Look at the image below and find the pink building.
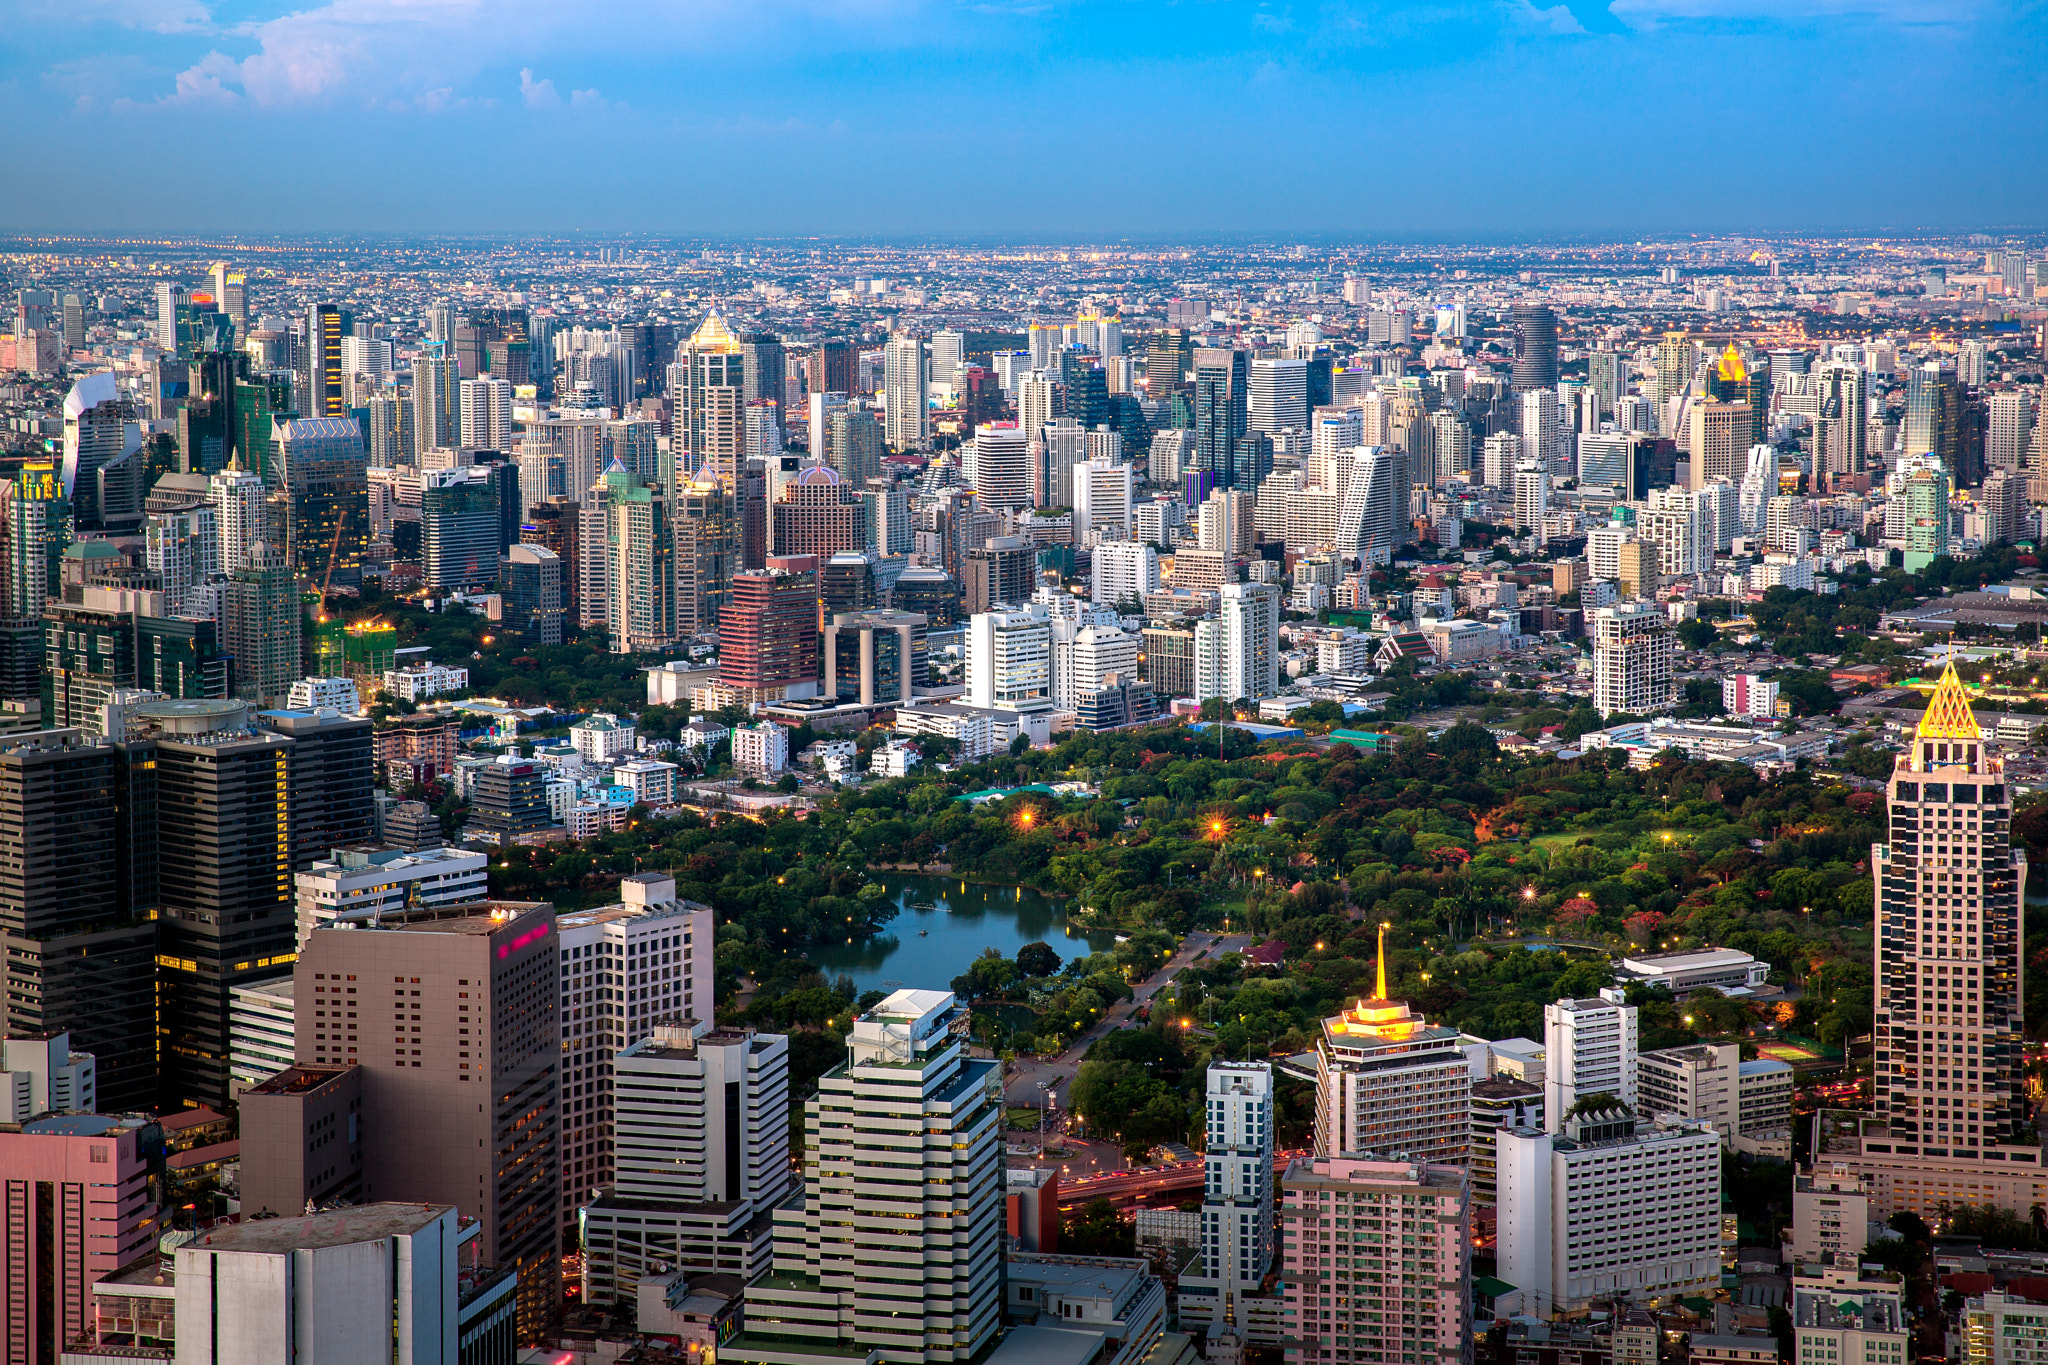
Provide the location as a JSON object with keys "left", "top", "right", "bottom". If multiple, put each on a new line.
{"left": 0, "top": 1114, "right": 159, "bottom": 1364}
{"left": 1280, "top": 1155, "right": 1470, "bottom": 1365}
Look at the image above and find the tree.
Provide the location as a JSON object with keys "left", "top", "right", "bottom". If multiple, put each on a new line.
{"left": 1676, "top": 617, "right": 1719, "bottom": 650}
{"left": 1017, "top": 941, "right": 1063, "bottom": 978}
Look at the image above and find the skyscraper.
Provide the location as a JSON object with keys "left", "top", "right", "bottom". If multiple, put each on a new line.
{"left": 883, "top": 332, "right": 928, "bottom": 451}
{"left": 771, "top": 465, "right": 863, "bottom": 559}
{"left": 3, "top": 462, "right": 69, "bottom": 618}
{"left": 61, "top": 371, "right": 138, "bottom": 532}
{"left": 1194, "top": 582, "right": 1280, "bottom": 703}
{"left": 719, "top": 561, "right": 820, "bottom": 695}
{"left": 1688, "top": 395, "right": 1754, "bottom": 489}
{"left": 1813, "top": 361, "right": 1870, "bottom": 482}
{"left": 225, "top": 541, "right": 302, "bottom": 707}
{"left": 1512, "top": 459, "right": 1550, "bottom": 533}
{"left": 273, "top": 415, "right": 369, "bottom": 591}
{"left": 1334, "top": 445, "right": 1407, "bottom": 568}
{"left": 1249, "top": 356, "right": 1309, "bottom": 437}
{"left": 672, "top": 311, "right": 747, "bottom": 482}
{"left": 413, "top": 341, "right": 459, "bottom": 458}
{"left": 210, "top": 461, "right": 267, "bottom": 575}
{"left": 420, "top": 466, "right": 500, "bottom": 591}
{"left": 1988, "top": 391, "right": 2035, "bottom": 475}
{"left": 261, "top": 707, "right": 375, "bottom": 873}
{"left": 1655, "top": 332, "right": 1693, "bottom": 435}
{"left": 1544, "top": 995, "right": 1639, "bottom": 1128}
{"left": 304, "top": 303, "right": 346, "bottom": 418}
{"left": 676, "top": 474, "right": 737, "bottom": 636}
{"left": 501, "top": 543, "right": 566, "bottom": 645}
{"left": 603, "top": 462, "right": 678, "bottom": 654}
{"left": 460, "top": 375, "right": 514, "bottom": 451}
{"left": 1314, "top": 927, "right": 1472, "bottom": 1164}
{"left": 825, "top": 409, "right": 885, "bottom": 488}
{"left": 1511, "top": 303, "right": 1559, "bottom": 392}
{"left": 729, "top": 990, "right": 1002, "bottom": 1365}
{"left": 1194, "top": 348, "right": 1248, "bottom": 487}
{"left": 964, "top": 421, "right": 1031, "bottom": 510}
{"left": 1906, "top": 362, "right": 1963, "bottom": 474}
{"left": 1177, "top": 1061, "right": 1275, "bottom": 1334}
{"left": 1592, "top": 601, "right": 1674, "bottom": 716}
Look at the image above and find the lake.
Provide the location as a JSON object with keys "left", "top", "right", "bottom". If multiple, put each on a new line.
{"left": 805, "top": 875, "right": 1120, "bottom": 995}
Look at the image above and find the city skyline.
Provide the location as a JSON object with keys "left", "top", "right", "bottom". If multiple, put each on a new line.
{"left": 5, "top": 0, "right": 2044, "bottom": 235}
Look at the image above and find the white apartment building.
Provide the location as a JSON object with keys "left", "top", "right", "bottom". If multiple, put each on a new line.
{"left": 968, "top": 608, "right": 1053, "bottom": 712}
{"left": 382, "top": 662, "right": 470, "bottom": 701}
{"left": 582, "top": 1021, "right": 794, "bottom": 1306}
{"left": 227, "top": 980, "right": 296, "bottom": 1095}
{"left": 1093, "top": 540, "right": 1161, "bottom": 606}
{"left": 1498, "top": 1110, "right": 1722, "bottom": 1316}
{"left": 556, "top": 875, "right": 716, "bottom": 1241}
{"left": 1792, "top": 1168, "right": 1872, "bottom": 1268}
{"left": 1249, "top": 357, "right": 1309, "bottom": 435}
{"left": 1723, "top": 674, "right": 1780, "bottom": 719}
{"left": 1315, "top": 994, "right": 1472, "bottom": 1164}
{"left": 1178, "top": 1061, "right": 1276, "bottom": 1334}
{"left": 286, "top": 677, "right": 361, "bottom": 713}
{"left": 610, "top": 757, "right": 680, "bottom": 806}
{"left": 732, "top": 723, "right": 789, "bottom": 776}
{"left": 1073, "top": 459, "right": 1135, "bottom": 544}
{"left": 1794, "top": 1265, "right": 1908, "bottom": 1365}
{"left": 1513, "top": 460, "right": 1549, "bottom": 533}
{"left": 1639, "top": 484, "right": 1708, "bottom": 578}
{"left": 571, "top": 712, "right": 636, "bottom": 763}
{"left": 965, "top": 422, "right": 1031, "bottom": 510}
{"left": 0, "top": 1032, "right": 95, "bottom": 1120}
{"left": 1195, "top": 583, "right": 1280, "bottom": 703}
{"left": 1544, "top": 995, "right": 1638, "bottom": 1129}
{"left": 733, "top": 990, "right": 1003, "bottom": 1364}
{"left": 293, "top": 845, "right": 491, "bottom": 948}
{"left": 1592, "top": 601, "right": 1674, "bottom": 717}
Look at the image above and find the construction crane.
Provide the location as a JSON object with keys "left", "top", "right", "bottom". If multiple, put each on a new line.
{"left": 315, "top": 508, "right": 348, "bottom": 623}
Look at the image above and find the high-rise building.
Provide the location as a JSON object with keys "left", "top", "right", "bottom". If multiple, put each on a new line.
{"left": 1655, "top": 332, "right": 1694, "bottom": 435}
{"left": 1334, "top": 445, "right": 1407, "bottom": 568}
{"left": 273, "top": 415, "right": 369, "bottom": 591}
{"left": 771, "top": 465, "right": 863, "bottom": 559}
{"left": 148, "top": 702, "right": 295, "bottom": 1111}
{"left": 1176, "top": 1061, "right": 1275, "bottom": 1333}
{"left": 1905, "top": 362, "right": 1962, "bottom": 472}
{"left": 1249, "top": 357, "right": 1309, "bottom": 437}
{"left": 1511, "top": 303, "right": 1559, "bottom": 392}
{"left": 728, "top": 990, "right": 1002, "bottom": 1365}
{"left": 225, "top": 541, "right": 303, "bottom": 707}
{"left": 739, "top": 330, "right": 786, "bottom": 435}
{"left": 582, "top": 1020, "right": 793, "bottom": 1305}
{"left": 963, "top": 537, "right": 1037, "bottom": 615}
{"left": 1195, "top": 582, "right": 1280, "bottom": 702}
{"left": 967, "top": 608, "right": 1052, "bottom": 713}
{"left": 1988, "top": 391, "right": 2034, "bottom": 474}
{"left": 1586, "top": 348, "right": 1624, "bottom": 418}
{"left": 1314, "top": 927, "right": 1471, "bottom": 1164}
{"left": 0, "top": 1113, "right": 158, "bottom": 1357}
{"left": 1196, "top": 488, "right": 1255, "bottom": 555}
{"left": 261, "top": 706, "right": 375, "bottom": 873}
{"left": 1813, "top": 363, "right": 1869, "bottom": 480}
{"left": 292, "top": 845, "right": 490, "bottom": 947}
{"left": 676, "top": 474, "right": 737, "bottom": 636}
{"left": 672, "top": 311, "right": 747, "bottom": 482}
{"left": 62, "top": 371, "right": 139, "bottom": 532}
{"left": 302, "top": 303, "right": 346, "bottom": 417}
{"left": 1592, "top": 601, "right": 1674, "bottom": 716}
{"left": 965, "top": 422, "right": 1031, "bottom": 509}
{"left": 420, "top": 466, "right": 500, "bottom": 592}
{"left": 825, "top": 409, "right": 885, "bottom": 488}
{"left": 555, "top": 874, "right": 715, "bottom": 1244}
{"left": 144, "top": 504, "right": 218, "bottom": 615}
{"left": 1899, "top": 463, "right": 1951, "bottom": 568}
{"left": 501, "top": 543, "right": 566, "bottom": 645}
{"left": 1498, "top": 1109, "right": 1722, "bottom": 1316}
{"left": 1092, "top": 540, "right": 1160, "bottom": 606}
{"left": 3, "top": 461, "right": 69, "bottom": 618}
{"left": 822, "top": 610, "right": 927, "bottom": 706}
{"left": 1194, "top": 348, "right": 1248, "bottom": 487}
{"left": 1278, "top": 1155, "right": 1470, "bottom": 1365}
{"left": 1544, "top": 994, "right": 1638, "bottom": 1128}
{"left": 805, "top": 339, "right": 857, "bottom": 402}
{"left": 1512, "top": 459, "right": 1550, "bottom": 532}
{"left": 459, "top": 375, "right": 513, "bottom": 452}
{"left": 599, "top": 462, "right": 677, "bottom": 654}
{"left": 720, "top": 561, "right": 821, "bottom": 695}
{"left": 413, "top": 341, "right": 459, "bottom": 458}
{"left": 0, "top": 730, "right": 160, "bottom": 1112}
{"left": 289, "top": 899, "right": 561, "bottom": 1339}
{"left": 883, "top": 332, "right": 928, "bottom": 451}
{"left": 210, "top": 462, "right": 267, "bottom": 575}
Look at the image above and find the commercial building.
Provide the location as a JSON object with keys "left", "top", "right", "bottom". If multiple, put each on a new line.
{"left": 1544, "top": 995, "right": 1637, "bottom": 1129}
{"left": 500, "top": 543, "right": 566, "bottom": 646}
{"left": 968, "top": 608, "right": 1052, "bottom": 713}
{"left": 963, "top": 536, "right": 1038, "bottom": 615}
{"left": 226, "top": 977, "right": 297, "bottom": 1094}
{"left": 467, "top": 752, "right": 553, "bottom": 842}
{"left": 1312, "top": 937, "right": 1470, "bottom": 1165}
{"left": 0, "top": 1113, "right": 159, "bottom": 1361}
{"left": 771, "top": 465, "right": 864, "bottom": 560}
{"left": 262, "top": 706, "right": 376, "bottom": 872}
{"left": 1792, "top": 1264, "right": 1908, "bottom": 1365}
{"left": 1178, "top": 1062, "right": 1275, "bottom": 1334}
{"left": 273, "top": 415, "right": 369, "bottom": 590}
{"left": 1093, "top": 541, "right": 1160, "bottom": 607}
{"left": 1194, "top": 582, "right": 1280, "bottom": 703}
{"left": 292, "top": 845, "right": 490, "bottom": 947}
{"left": 1962, "top": 1291, "right": 2048, "bottom": 1365}
{"left": 600, "top": 463, "right": 677, "bottom": 653}
{"left": 421, "top": 466, "right": 500, "bottom": 592}
{"left": 1791, "top": 1168, "right": 1872, "bottom": 1268}
{"left": 581, "top": 1021, "right": 793, "bottom": 1306}
{"left": 279, "top": 900, "right": 561, "bottom": 1339}
{"left": 1005, "top": 1253, "right": 1168, "bottom": 1365}
{"left": 720, "top": 561, "right": 821, "bottom": 696}
{"left": 1497, "top": 1108, "right": 1722, "bottom": 1316}
{"left": 1278, "top": 1155, "right": 1470, "bottom": 1365}
{"left": 727, "top": 989, "right": 1002, "bottom": 1365}
{"left": 1637, "top": 1042, "right": 1794, "bottom": 1143}
{"left": 823, "top": 609, "right": 926, "bottom": 706}
{"left": 1470, "top": 1077, "right": 1544, "bottom": 1205}
{"left": 1592, "top": 601, "right": 1674, "bottom": 717}
{"left": 1613, "top": 948, "right": 1771, "bottom": 994}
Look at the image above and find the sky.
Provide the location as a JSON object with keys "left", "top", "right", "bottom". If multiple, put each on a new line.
{"left": 2, "top": 0, "right": 2044, "bottom": 237}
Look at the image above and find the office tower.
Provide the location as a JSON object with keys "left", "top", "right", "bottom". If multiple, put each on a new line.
{"left": 1249, "top": 356, "right": 1309, "bottom": 438}
{"left": 1018, "top": 372, "right": 1063, "bottom": 456}
{"left": 1177, "top": 1062, "right": 1275, "bottom": 1333}
{"left": 1194, "top": 582, "right": 1279, "bottom": 702}
{"left": 0, "top": 1114, "right": 157, "bottom": 1357}
{"left": 1072, "top": 458, "right": 1135, "bottom": 545}
{"left": 61, "top": 372, "right": 138, "bottom": 533}
{"left": 459, "top": 375, "right": 513, "bottom": 452}
{"left": 1576, "top": 431, "right": 1636, "bottom": 490}
{"left": 883, "top": 332, "right": 927, "bottom": 451}
{"left": 208, "top": 462, "right": 267, "bottom": 576}
{"left": 1543, "top": 995, "right": 1638, "bottom": 1128}
{"left": 599, "top": 463, "right": 677, "bottom": 654}
{"left": 730, "top": 990, "right": 1001, "bottom": 1364}
{"left": 1512, "top": 459, "right": 1549, "bottom": 533}
{"left": 555, "top": 875, "right": 714, "bottom": 1238}
{"left": 1702, "top": 344, "right": 1768, "bottom": 453}
{"left": 1899, "top": 463, "right": 1951, "bottom": 568}
{"left": 1989, "top": 391, "right": 2034, "bottom": 475}
{"left": 805, "top": 339, "right": 856, "bottom": 402}
{"left": 1905, "top": 362, "right": 1962, "bottom": 473}
{"left": 671, "top": 311, "right": 747, "bottom": 482}
{"left": 261, "top": 707, "right": 374, "bottom": 873}
{"left": 822, "top": 409, "right": 882, "bottom": 488}
{"left": 366, "top": 391, "right": 414, "bottom": 467}
{"left": 739, "top": 329, "right": 786, "bottom": 428}
{"left": 1196, "top": 488, "right": 1255, "bottom": 554}
{"left": 60, "top": 292, "right": 85, "bottom": 352}
{"left": 499, "top": 543, "right": 566, "bottom": 646}
{"left": 292, "top": 845, "right": 489, "bottom": 947}
{"left": 676, "top": 474, "right": 737, "bottom": 636}
{"left": 2, "top": 462, "right": 69, "bottom": 618}
{"left": 1592, "top": 601, "right": 1674, "bottom": 716}
{"left": 1499, "top": 1110, "right": 1722, "bottom": 1316}
{"left": 1511, "top": 303, "right": 1559, "bottom": 392}
{"left": 719, "top": 562, "right": 820, "bottom": 695}
{"left": 583, "top": 1020, "right": 793, "bottom": 1304}
{"left": 858, "top": 483, "right": 913, "bottom": 557}
{"left": 963, "top": 537, "right": 1038, "bottom": 616}
{"left": 965, "top": 607, "right": 1051, "bottom": 713}
{"left": 420, "top": 465, "right": 499, "bottom": 592}
{"left": 1194, "top": 348, "right": 1248, "bottom": 487}
{"left": 1518, "top": 388, "right": 1564, "bottom": 477}
{"left": 927, "top": 327, "right": 965, "bottom": 394}
{"left": 413, "top": 341, "right": 458, "bottom": 457}
{"left": 290, "top": 900, "right": 560, "bottom": 1339}
{"left": 304, "top": 302, "right": 346, "bottom": 417}
{"left": 965, "top": 421, "right": 1031, "bottom": 509}
{"left": 1334, "top": 445, "right": 1407, "bottom": 568}
{"left": 1314, "top": 928, "right": 1471, "bottom": 1163}
{"left": 223, "top": 541, "right": 301, "bottom": 707}
{"left": 1061, "top": 350, "right": 1109, "bottom": 433}
{"left": 772, "top": 464, "right": 863, "bottom": 559}
{"left": 1688, "top": 396, "right": 1753, "bottom": 489}
{"left": 822, "top": 610, "right": 927, "bottom": 706}
{"left": 154, "top": 281, "right": 188, "bottom": 350}
{"left": 1092, "top": 540, "right": 1159, "bottom": 606}
{"left": 274, "top": 415, "right": 369, "bottom": 591}
{"left": 1586, "top": 348, "right": 1623, "bottom": 418}
{"left": 1149, "top": 428, "right": 1194, "bottom": 487}
{"left": 1278, "top": 1155, "right": 1470, "bottom": 1365}
{"left": 1147, "top": 328, "right": 1192, "bottom": 399}
{"left": 1655, "top": 332, "right": 1693, "bottom": 434}
{"left": 0, "top": 732, "right": 159, "bottom": 1112}
{"left": 148, "top": 703, "right": 294, "bottom": 1111}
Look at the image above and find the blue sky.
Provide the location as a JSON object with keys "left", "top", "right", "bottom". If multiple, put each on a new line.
{"left": 3, "top": 0, "right": 2043, "bottom": 236}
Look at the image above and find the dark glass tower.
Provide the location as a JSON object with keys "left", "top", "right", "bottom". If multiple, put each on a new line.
{"left": 1194, "top": 348, "right": 1248, "bottom": 488}
{"left": 1511, "top": 303, "right": 1559, "bottom": 393}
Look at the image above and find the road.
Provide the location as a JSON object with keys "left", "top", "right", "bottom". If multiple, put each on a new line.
{"left": 1002, "top": 929, "right": 1251, "bottom": 1109}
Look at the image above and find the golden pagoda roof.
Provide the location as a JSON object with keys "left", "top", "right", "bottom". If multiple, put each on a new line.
{"left": 689, "top": 308, "right": 741, "bottom": 354}
{"left": 1715, "top": 343, "right": 1747, "bottom": 384}
{"left": 1917, "top": 657, "right": 1981, "bottom": 741}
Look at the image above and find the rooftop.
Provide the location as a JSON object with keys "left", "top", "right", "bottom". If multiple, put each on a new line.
{"left": 186, "top": 1203, "right": 460, "bottom": 1255}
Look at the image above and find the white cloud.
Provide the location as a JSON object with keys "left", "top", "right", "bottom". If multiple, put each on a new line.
{"left": 1608, "top": 0, "right": 1974, "bottom": 19}
{"left": 519, "top": 67, "right": 559, "bottom": 107}
{"left": 1511, "top": 0, "right": 1588, "bottom": 32}
{"left": 20, "top": 0, "right": 211, "bottom": 33}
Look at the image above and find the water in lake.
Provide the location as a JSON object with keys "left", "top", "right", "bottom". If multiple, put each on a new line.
{"left": 805, "top": 875, "right": 1119, "bottom": 995}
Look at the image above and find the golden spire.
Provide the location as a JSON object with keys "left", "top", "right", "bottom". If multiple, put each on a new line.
{"left": 1716, "top": 343, "right": 1747, "bottom": 384}
{"left": 689, "top": 307, "right": 741, "bottom": 354}
{"left": 1917, "top": 654, "right": 1981, "bottom": 741}
{"left": 1375, "top": 921, "right": 1389, "bottom": 1002}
